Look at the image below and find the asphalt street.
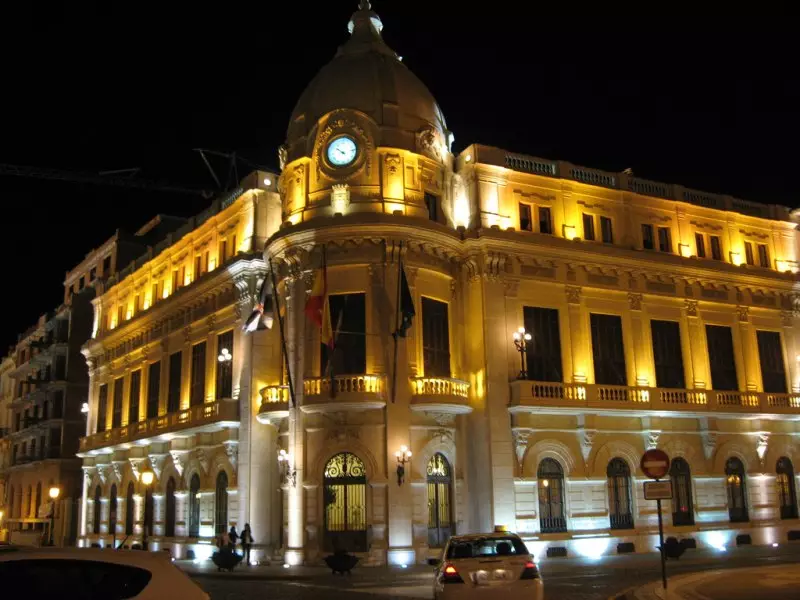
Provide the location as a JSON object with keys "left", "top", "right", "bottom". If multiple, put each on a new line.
{"left": 188, "top": 544, "right": 800, "bottom": 600}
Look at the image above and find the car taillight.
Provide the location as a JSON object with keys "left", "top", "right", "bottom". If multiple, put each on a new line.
{"left": 520, "top": 560, "right": 539, "bottom": 580}
{"left": 441, "top": 563, "right": 464, "bottom": 584}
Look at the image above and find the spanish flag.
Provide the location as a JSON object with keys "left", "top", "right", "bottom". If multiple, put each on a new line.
{"left": 304, "top": 269, "right": 326, "bottom": 328}
{"left": 321, "top": 295, "right": 334, "bottom": 349}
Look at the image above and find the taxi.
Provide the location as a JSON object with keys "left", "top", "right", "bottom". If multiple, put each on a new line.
{"left": 429, "top": 527, "right": 543, "bottom": 600}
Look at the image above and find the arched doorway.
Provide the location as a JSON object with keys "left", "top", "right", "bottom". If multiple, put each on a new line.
{"left": 427, "top": 453, "right": 452, "bottom": 547}
{"left": 669, "top": 457, "right": 694, "bottom": 526}
{"left": 537, "top": 458, "right": 566, "bottom": 533}
{"left": 109, "top": 484, "right": 118, "bottom": 539}
{"left": 215, "top": 471, "right": 228, "bottom": 536}
{"left": 607, "top": 458, "right": 633, "bottom": 529}
{"left": 725, "top": 457, "right": 748, "bottom": 523}
{"left": 165, "top": 478, "right": 176, "bottom": 537}
{"left": 93, "top": 486, "right": 102, "bottom": 534}
{"left": 323, "top": 452, "right": 367, "bottom": 552}
{"left": 125, "top": 482, "right": 135, "bottom": 535}
{"left": 777, "top": 457, "right": 798, "bottom": 519}
{"left": 189, "top": 474, "right": 201, "bottom": 538}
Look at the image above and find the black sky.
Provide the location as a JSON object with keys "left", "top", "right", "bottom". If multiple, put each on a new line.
{"left": 1, "top": 3, "right": 797, "bottom": 350}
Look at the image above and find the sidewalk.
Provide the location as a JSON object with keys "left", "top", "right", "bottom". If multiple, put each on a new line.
{"left": 179, "top": 559, "right": 432, "bottom": 582}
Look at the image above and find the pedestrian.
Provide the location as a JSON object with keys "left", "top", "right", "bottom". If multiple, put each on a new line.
{"left": 241, "top": 523, "right": 254, "bottom": 565}
{"left": 228, "top": 526, "right": 238, "bottom": 551}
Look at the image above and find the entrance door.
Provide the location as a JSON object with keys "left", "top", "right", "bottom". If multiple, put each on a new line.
{"left": 427, "top": 453, "right": 453, "bottom": 547}
{"left": 323, "top": 452, "right": 367, "bottom": 552}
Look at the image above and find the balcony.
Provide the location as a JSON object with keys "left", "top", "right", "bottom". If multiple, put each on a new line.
{"left": 301, "top": 374, "right": 384, "bottom": 414}
{"left": 256, "top": 385, "right": 290, "bottom": 425}
{"left": 78, "top": 400, "right": 239, "bottom": 454}
{"left": 410, "top": 376, "right": 472, "bottom": 415}
{"left": 509, "top": 381, "right": 800, "bottom": 417}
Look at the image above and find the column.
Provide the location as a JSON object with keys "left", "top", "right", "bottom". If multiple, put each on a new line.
{"left": 285, "top": 271, "right": 306, "bottom": 565}
{"left": 736, "top": 306, "right": 759, "bottom": 391}
{"left": 159, "top": 338, "right": 170, "bottom": 415}
{"left": 684, "top": 300, "right": 708, "bottom": 389}
{"left": 234, "top": 324, "right": 252, "bottom": 548}
{"left": 181, "top": 327, "right": 193, "bottom": 410}
{"left": 627, "top": 293, "right": 648, "bottom": 386}
{"left": 565, "top": 286, "right": 589, "bottom": 382}
{"left": 782, "top": 311, "right": 799, "bottom": 393}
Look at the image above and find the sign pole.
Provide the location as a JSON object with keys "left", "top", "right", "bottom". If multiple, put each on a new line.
{"left": 656, "top": 494, "right": 667, "bottom": 590}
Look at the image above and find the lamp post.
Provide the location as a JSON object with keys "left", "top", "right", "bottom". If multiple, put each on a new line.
{"left": 512, "top": 327, "right": 532, "bottom": 379}
{"left": 140, "top": 468, "right": 154, "bottom": 551}
{"left": 48, "top": 485, "right": 61, "bottom": 546}
{"left": 395, "top": 445, "right": 412, "bottom": 486}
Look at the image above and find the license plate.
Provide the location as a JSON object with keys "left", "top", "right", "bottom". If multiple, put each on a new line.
{"left": 493, "top": 569, "right": 509, "bottom": 580}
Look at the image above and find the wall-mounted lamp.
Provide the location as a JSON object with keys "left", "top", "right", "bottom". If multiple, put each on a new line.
{"left": 512, "top": 327, "right": 532, "bottom": 380}
{"left": 395, "top": 445, "right": 412, "bottom": 486}
{"left": 678, "top": 243, "right": 692, "bottom": 258}
{"left": 729, "top": 251, "right": 742, "bottom": 266}
{"left": 217, "top": 348, "right": 233, "bottom": 363}
{"left": 81, "top": 402, "right": 89, "bottom": 415}
{"left": 278, "top": 449, "right": 297, "bottom": 487}
{"left": 562, "top": 224, "right": 577, "bottom": 241}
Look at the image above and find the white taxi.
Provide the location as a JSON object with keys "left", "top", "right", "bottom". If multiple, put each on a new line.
{"left": 430, "top": 528, "right": 543, "bottom": 600}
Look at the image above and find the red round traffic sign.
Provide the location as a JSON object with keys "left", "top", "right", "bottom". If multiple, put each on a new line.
{"left": 640, "top": 449, "right": 670, "bottom": 479}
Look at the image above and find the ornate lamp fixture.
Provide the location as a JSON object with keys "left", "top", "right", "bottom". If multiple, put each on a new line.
{"left": 395, "top": 445, "right": 412, "bottom": 486}
{"left": 512, "top": 327, "right": 532, "bottom": 379}
{"left": 278, "top": 449, "right": 297, "bottom": 487}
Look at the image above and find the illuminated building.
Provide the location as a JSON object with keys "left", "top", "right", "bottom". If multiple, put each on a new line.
{"left": 79, "top": 2, "right": 800, "bottom": 562}
{"left": 0, "top": 353, "right": 15, "bottom": 541}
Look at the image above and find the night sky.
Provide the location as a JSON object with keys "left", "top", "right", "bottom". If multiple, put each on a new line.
{"left": 1, "top": 4, "right": 797, "bottom": 350}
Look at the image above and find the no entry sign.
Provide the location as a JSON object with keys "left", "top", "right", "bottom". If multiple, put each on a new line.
{"left": 640, "top": 449, "right": 670, "bottom": 479}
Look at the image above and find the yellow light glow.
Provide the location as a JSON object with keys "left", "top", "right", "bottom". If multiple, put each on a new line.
{"left": 140, "top": 470, "right": 154, "bottom": 486}
{"left": 730, "top": 251, "right": 743, "bottom": 266}
{"left": 563, "top": 224, "right": 577, "bottom": 240}
{"left": 126, "top": 309, "right": 132, "bottom": 320}
{"left": 184, "top": 273, "right": 192, "bottom": 286}
{"left": 162, "top": 286, "right": 170, "bottom": 299}
{"left": 143, "top": 297, "right": 151, "bottom": 310}
{"left": 385, "top": 202, "right": 405, "bottom": 215}
{"left": 453, "top": 192, "right": 470, "bottom": 229}
{"left": 49, "top": 486, "right": 60, "bottom": 500}
{"left": 208, "top": 258, "right": 217, "bottom": 271}
{"left": 776, "top": 259, "right": 799, "bottom": 274}
{"left": 679, "top": 243, "right": 692, "bottom": 257}
{"left": 464, "top": 154, "right": 472, "bottom": 163}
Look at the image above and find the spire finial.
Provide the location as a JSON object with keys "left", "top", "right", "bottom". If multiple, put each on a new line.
{"left": 358, "top": 0, "right": 371, "bottom": 9}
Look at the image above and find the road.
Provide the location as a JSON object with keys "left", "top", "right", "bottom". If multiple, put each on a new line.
{"left": 188, "top": 544, "right": 800, "bottom": 600}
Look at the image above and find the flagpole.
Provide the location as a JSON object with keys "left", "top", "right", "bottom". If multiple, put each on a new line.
{"left": 269, "top": 260, "right": 296, "bottom": 409}
{"left": 391, "top": 241, "right": 403, "bottom": 404}
{"left": 323, "top": 244, "right": 337, "bottom": 399}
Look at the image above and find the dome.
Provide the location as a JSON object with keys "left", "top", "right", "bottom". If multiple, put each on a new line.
{"left": 286, "top": 1, "right": 447, "bottom": 154}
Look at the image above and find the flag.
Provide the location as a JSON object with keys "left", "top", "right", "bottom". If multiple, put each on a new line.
{"left": 243, "top": 277, "right": 275, "bottom": 333}
{"left": 321, "top": 295, "right": 334, "bottom": 349}
{"left": 393, "top": 261, "right": 415, "bottom": 338}
{"left": 304, "top": 269, "right": 326, "bottom": 328}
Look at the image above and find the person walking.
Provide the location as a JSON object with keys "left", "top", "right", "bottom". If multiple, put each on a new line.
{"left": 228, "top": 526, "right": 238, "bottom": 551}
{"left": 241, "top": 523, "right": 254, "bottom": 565}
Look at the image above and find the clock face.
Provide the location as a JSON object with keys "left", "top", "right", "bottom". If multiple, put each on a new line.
{"left": 327, "top": 136, "right": 358, "bottom": 167}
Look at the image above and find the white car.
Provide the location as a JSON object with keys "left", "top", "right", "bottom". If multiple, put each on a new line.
{"left": 430, "top": 530, "right": 543, "bottom": 600}
{"left": 0, "top": 547, "right": 210, "bottom": 599}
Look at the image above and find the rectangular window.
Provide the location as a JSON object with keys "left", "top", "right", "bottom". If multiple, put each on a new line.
{"left": 705, "top": 325, "right": 738, "bottom": 391}
{"left": 695, "top": 233, "right": 706, "bottom": 258}
{"left": 219, "top": 240, "right": 228, "bottom": 265}
{"left": 151, "top": 283, "right": 159, "bottom": 305}
{"left": 321, "top": 293, "right": 367, "bottom": 376}
{"left": 52, "top": 390, "right": 63, "bottom": 418}
{"left": 129, "top": 370, "right": 141, "bottom": 424}
{"left": 167, "top": 351, "right": 182, "bottom": 413}
{"left": 583, "top": 214, "right": 595, "bottom": 241}
{"left": 742, "top": 241, "right": 754, "bottom": 265}
{"left": 590, "top": 314, "right": 627, "bottom": 386}
{"left": 117, "top": 305, "right": 124, "bottom": 325}
{"left": 600, "top": 216, "right": 613, "bottom": 244}
{"left": 112, "top": 377, "right": 124, "bottom": 428}
{"left": 89, "top": 267, "right": 97, "bottom": 281}
{"left": 54, "top": 355, "right": 66, "bottom": 380}
{"left": 190, "top": 342, "right": 207, "bottom": 407}
{"left": 194, "top": 255, "right": 202, "bottom": 280}
{"left": 757, "top": 244, "right": 770, "bottom": 268}
{"left": 133, "top": 295, "right": 140, "bottom": 317}
{"left": 642, "top": 224, "right": 654, "bottom": 250}
{"left": 171, "top": 270, "right": 179, "bottom": 293}
{"left": 757, "top": 331, "right": 787, "bottom": 393}
{"left": 658, "top": 227, "right": 672, "bottom": 253}
{"left": 102, "top": 255, "right": 112, "bottom": 274}
{"left": 146, "top": 362, "right": 160, "bottom": 419}
{"left": 651, "top": 320, "right": 685, "bottom": 389}
{"left": 424, "top": 192, "right": 439, "bottom": 222}
{"left": 422, "top": 298, "right": 451, "bottom": 377}
{"left": 519, "top": 203, "right": 532, "bottom": 232}
{"left": 216, "top": 331, "right": 234, "bottom": 400}
{"left": 523, "top": 307, "right": 563, "bottom": 382}
{"left": 538, "top": 206, "right": 553, "bottom": 235}
{"left": 231, "top": 234, "right": 237, "bottom": 255}
{"left": 178, "top": 265, "right": 186, "bottom": 288}
{"left": 97, "top": 384, "right": 108, "bottom": 433}
{"left": 710, "top": 236, "right": 722, "bottom": 261}
{"left": 30, "top": 438, "right": 36, "bottom": 459}
{"left": 204, "top": 251, "right": 210, "bottom": 273}
{"left": 79, "top": 277, "right": 85, "bottom": 290}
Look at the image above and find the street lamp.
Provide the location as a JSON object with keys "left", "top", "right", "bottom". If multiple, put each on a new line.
{"left": 81, "top": 402, "right": 89, "bottom": 414}
{"left": 395, "top": 445, "right": 412, "bottom": 486}
{"left": 48, "top": 486, "right": 61, "bottom": 546}
{"left": 512, "top": 327, "right": 532, "bottom": 379}
{"left": 217, "top": 348, "right": 232, "bottom": 363}
{"left": 140, "top": 468, "right": 155, "bottom": 551}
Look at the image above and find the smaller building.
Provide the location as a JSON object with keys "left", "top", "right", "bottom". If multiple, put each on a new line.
{"left": 0, "top": 352, "right": 16, "bottom": 541}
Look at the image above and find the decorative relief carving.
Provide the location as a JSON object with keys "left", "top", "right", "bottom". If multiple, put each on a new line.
{"left": 757, "top": 433, "right": 769, "bottom": 468}
{"left": 169, "top": 450, "right": 189, "bottom": 477}
{"left": 701, "top": 431, "right": 717, "bottom": 461}
{"left": 512, "top": 430, "right": 530, "bottom": 470}
{"left": 579, "top": 429, "right": 597, "bottom": 464}
{"left": 684, "top": 299, "right": 698, "bottom": 317}
{"left": 183, "top": 325, "right": 192, "bottom": 343}
{"left": 782, "top": 311, "right": 794, "bottom": 327}
{"left": 503, "top": 279, "right": 520, "bottom": 298}
{"left": 430, "top": 412, "right": 456, "bottom": 427}
{"left": 627, "top": 293, "right": 643, "bottom": 311}
{"left": 195, "top": 449, "right": 211, "bottom": 475}
{"left": 644, "top": 431, "right": 661, "bottom": 450}
{"left": 385, "top": 153, "right": 401, "bottom": 174}
{"left": 565, "top": 286, "right": 582, "bottom": 304}
{"left": 416, "top": 126, "right": 444, "bottom": 161}
{"left": 278, "top": 145, "right": 288, "bottom": 170}
{"left": 737, "top": 306, "right": 749, "bottom": 322}
{"left": 148, "top": 453, "right": 168, "bottom": 481}
{"left": 223, "top": 441, "right": 238, "bottom": 472}
{"left": 206, "top": 314, "right": 217, "bottom": 332}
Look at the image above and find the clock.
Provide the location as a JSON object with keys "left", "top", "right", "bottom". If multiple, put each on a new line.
{"left": 326, "top": 136, "right": 358, "bottom": 167}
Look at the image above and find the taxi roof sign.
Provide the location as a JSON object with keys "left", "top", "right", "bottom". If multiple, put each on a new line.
{"left": 494, "top": 525, "right": 508, "bottom": 533}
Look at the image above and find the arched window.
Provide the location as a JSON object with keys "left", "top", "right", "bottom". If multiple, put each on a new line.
{"left": 669, "top": 458, "right": 694, "bottom": 526}
{"left": 165, "top": 478, "right": 176, "bottom": 537}
{"left": 189, "top": 474, "right": 201, "bottom": 538}
{"left": 537, "top": 458, "right": 566, "bottom": 533}
{"left": 427, "top": 453, "right": 452, "bottom": 547}
{"left": 725, "top": 457, "right": 748, "bottom": 523}
{"left": 214, "top": 471, "right": 228, "bottom": 536}
{"left": 93, "top": 485, "right": 102, "bottom": 534}
{"left": 109, "top": 484, "right": 118, "bottom": 538}
{"left": 125, "top": 482, "right": 135, "bottom": 535}
{"left": 607, "top": 458, "right": 633, "bottom": 529}
{"left": 35, "top": 483, "right": 42, "bottom": 518}
{"left": 777, "top": 457, "right": 798, "bottom": 519}
{"left": 26, "top": 485, "right": 32, "bottom": 518}
{"left": 323, "top": 452, "right": 367, "bottom": 552}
